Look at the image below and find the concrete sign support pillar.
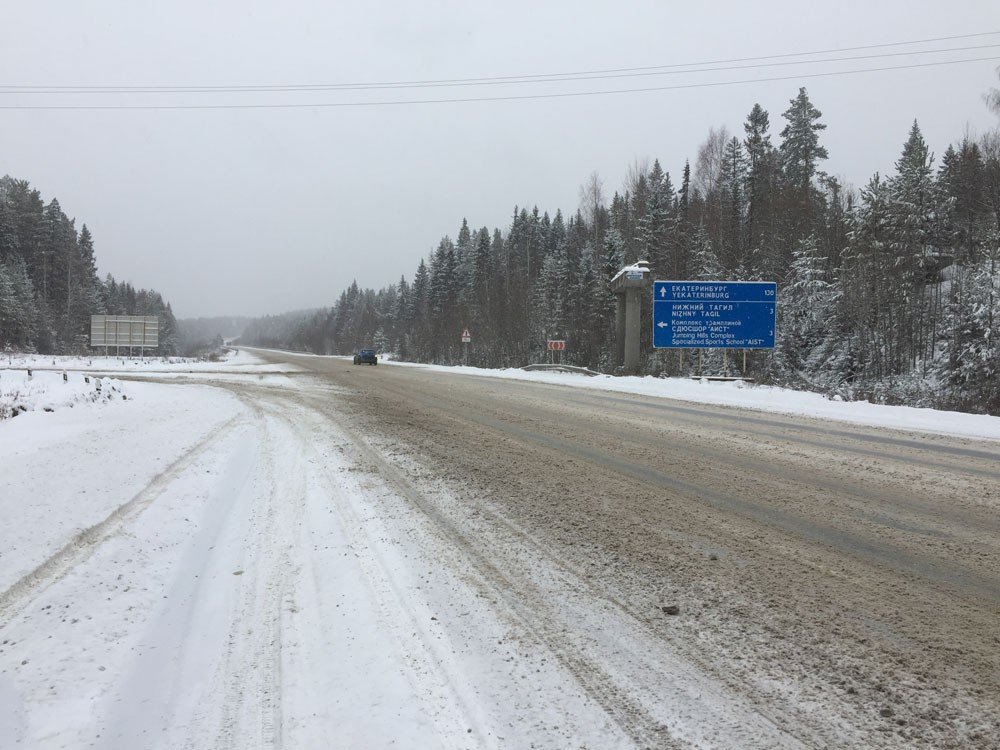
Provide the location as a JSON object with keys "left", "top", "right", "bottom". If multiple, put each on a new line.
{"left": 624, "top": 287, "right": 642, "bottom": 372}
{"left": 610, "top": 261, "right": 651, "bottom": 374}
{"left": 614, "top": 295, "right": 627, "bottom": 365}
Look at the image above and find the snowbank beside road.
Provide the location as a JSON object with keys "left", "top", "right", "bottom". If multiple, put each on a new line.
{"left": 382, "top": 360, "right": 1000, "bottom": 442}
{"left": 0, "top": 379, "right": 244, "bottom": 594}
{"left": 255, "top": 347, "right": 1000, "bottom": 440}
{"left": 0, "top": 350, "right": 301, "bottom": 418}
{"left": 2, "top": 348, "right": 291, "bottom": 374}
{"left": 0, "top": 370, "right": 128, "bottom": 420}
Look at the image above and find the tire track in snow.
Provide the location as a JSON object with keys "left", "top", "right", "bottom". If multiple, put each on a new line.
{"left": 250, "top": 395, "right": 494, "bottom": 749}
{"left": 0, "top": 414, "right": 243, "bottom": 621}
{"left": 150, "top": 375, "right": 808, "bottom": 747}
{"left": 366, "top": 378, "right": 1000, "bottom": 603}
{"left": 252, "top": 352, "right": 1000, "bottom": 748}
{"left": 359, "top": 427, "right": 820, "bottom": 748}
{"left": 281, "top": 389, "right": 804, "bottom": 750}
{"left": 204, "top": 397, "right": 297, "bottom": 750}
{"left": 96, "top": 422, "right": 260, "bottom": 750}
{"left": 561, "top": 392, "right": 1000, "bottom": 474}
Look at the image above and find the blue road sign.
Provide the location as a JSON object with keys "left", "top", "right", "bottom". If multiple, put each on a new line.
{"left": 653, "top": 280, "right": 777, "bottom": 349}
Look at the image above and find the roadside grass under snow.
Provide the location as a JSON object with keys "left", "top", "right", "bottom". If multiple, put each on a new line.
{"left": 0, "top": 350, "right": 296, "bottom": 420}
{"left": 1, "top": 349, "right": 282, "bottom": 374}
{"left": 0, "top": 370, "right": 128, "bottom": 420}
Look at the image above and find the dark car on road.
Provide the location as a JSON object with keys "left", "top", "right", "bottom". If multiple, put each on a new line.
{"left": 353, "top": 348, "right": 378, "bottom": 365}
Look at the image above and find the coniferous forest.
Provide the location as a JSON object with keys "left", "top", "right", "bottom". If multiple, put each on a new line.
{"left": 244, "top": 87, "right": 1000, "bottom": 415}
{"left": 0, "top": 176, "right": 178, "bottom": 355}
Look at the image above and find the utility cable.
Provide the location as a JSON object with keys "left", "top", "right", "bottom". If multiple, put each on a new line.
{"left": 0, "top": 55, "right": 996, "bottom": 110}
{"left": 1, "top": 43, "right": 997, "bottom": 95}
{"left": 1, "top": 29, "right": 998, "bottom": 93}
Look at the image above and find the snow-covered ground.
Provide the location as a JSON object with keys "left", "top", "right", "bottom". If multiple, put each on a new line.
{"left": 1, "top": 349, "right": 293, "bottom": 374}
{"left": 0, "top": 370, "right": 130, "bottom": 420}
{"left": 0, "top": 379, "right": 243, "bottom": 595}
{"left": 0, "top": 351, "right": 297, "bottom": 419}
{"left": 0, "top": 352, "right": 642, "bottom": 748}
{"left": 3, "top": 349, "right": 996, "bottom": 748}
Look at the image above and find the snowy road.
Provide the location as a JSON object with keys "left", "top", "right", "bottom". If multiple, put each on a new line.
{"left": 1, "top": 351, "right": 998, "bottom": 749}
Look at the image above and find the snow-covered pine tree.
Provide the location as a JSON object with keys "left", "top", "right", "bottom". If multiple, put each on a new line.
{"left": 0, "top": 200, "right": 18, "bottom": 262}
{"left": 779, "top": 88, "right": 829, "bottom": 191}
{"left": 743, "top": 104, "right": 779, "bottom": 277}
{"left": 4, "top": 257, "right": 39, "bottom": 350}
{"left": 841, "top": 174, "right": 894, "bottom": 380}
{"left": 778, "top": 88, "right": 829, "bottom": 262}
{"left": 950, "top": 237, "right": 1000, "bottom": 412}
{"left": 0, "top": 261, "right": 16, "bottom": 348}
{"left": 635, "top": 160, "right": 674, "bottom": 276}
{"left": 781, "top": 234, "right": 837, "bottom": 373}
{"left": 885, "top": 120, "right": 950, "bottom": 372}
{"left": 939, "top": 137, "right": 986, "bottom": 265}
{"left": 718, "top": 137, "right": 748, "bottom": 270}
{"left": 691, "top": 223, "right": 723, "bottom": 280}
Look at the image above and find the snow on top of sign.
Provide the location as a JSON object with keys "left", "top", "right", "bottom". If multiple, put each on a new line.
{"left": 610, "top": 261, "right": 650, "bottom": 283}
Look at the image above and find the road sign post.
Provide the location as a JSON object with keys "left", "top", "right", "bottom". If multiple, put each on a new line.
{"left": 546, "top": 339, "right": 566, "bottom": 365}
{"left": 652, "top": 281, "right": 776, "bottom": 350}
{"left": 461, "top": 328, "right": 471, "bottom": 365}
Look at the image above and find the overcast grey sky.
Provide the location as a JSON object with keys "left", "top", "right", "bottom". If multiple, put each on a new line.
{"left": 2, "top": 1, "right": 999, "bottom": 318}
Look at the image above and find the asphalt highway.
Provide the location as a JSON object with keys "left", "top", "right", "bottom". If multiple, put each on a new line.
{"left": 254, "top": 350, "right": 1000, "bottom": 749}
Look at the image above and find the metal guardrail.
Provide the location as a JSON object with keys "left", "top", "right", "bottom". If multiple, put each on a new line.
{"left": 521, "top": 364, "right": 602, "bottom": 377}
{"left": 686, "top": 375, "right": 756, "bottom": 383}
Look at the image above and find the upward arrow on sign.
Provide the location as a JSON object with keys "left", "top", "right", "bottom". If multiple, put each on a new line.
{"left": 659, "top": 286, "right": 667, "bottom": 298}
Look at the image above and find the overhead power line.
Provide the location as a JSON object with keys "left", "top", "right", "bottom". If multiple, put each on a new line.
{"left": 1, "top": 56, "right": 996, "bottom": 110}
{"left": 1, "top": 29, "right": 998, "bottom": 94}
{"left": 2, "top": 43, "right": 999, "bottom": 95}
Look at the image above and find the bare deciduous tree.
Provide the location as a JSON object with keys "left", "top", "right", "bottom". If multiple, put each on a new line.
{"left": 578, "top": 170, "right": 605, "bottom": 244}
{"left": 624, "top": 158, "right": 651, "bottom": 197}
{"left": 694, "top": 126, "right": 730, "bottom": 197}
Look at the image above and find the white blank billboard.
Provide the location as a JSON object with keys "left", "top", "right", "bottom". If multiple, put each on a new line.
{"left": 90, "top": 315, "right": 159, "bottom": 348}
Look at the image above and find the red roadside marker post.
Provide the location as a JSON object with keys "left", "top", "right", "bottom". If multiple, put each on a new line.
{"left": 547, "top": 339, "right": 566, "bottom": 365}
